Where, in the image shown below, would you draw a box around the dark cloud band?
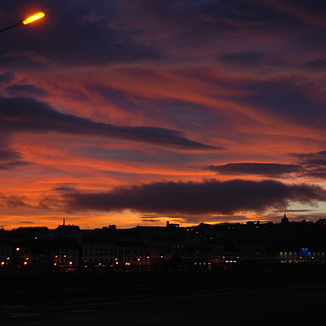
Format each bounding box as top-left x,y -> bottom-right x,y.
205,162 -> 302,177
64,179 -> 326,215
0,96 -> 220,150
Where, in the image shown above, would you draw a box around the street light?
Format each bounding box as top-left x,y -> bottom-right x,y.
0,12 -> 45,33
22,12 -> 45,25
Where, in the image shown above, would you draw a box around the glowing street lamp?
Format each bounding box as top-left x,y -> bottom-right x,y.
22,12 -> 45,25
0,12 -> 45,33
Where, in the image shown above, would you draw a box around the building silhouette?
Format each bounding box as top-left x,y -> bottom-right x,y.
1,216 -> 326,273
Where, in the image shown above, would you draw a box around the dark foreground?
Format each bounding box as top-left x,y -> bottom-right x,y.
0,270 -> 325,325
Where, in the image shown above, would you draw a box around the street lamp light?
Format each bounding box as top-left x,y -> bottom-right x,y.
22,12 -> 45,25
0,12 -> 45,33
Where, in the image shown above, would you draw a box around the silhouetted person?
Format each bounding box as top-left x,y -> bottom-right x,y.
39,254 -> 55,296
162,249 -> 181,286
171,249 -> 181,285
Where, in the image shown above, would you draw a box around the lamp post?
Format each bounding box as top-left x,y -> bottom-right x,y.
0,12 -> 45,33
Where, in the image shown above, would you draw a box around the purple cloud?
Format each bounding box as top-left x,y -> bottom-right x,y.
291,150 -> 326,179
5,84 -> 50,97
204,163 -> 302,177
0,71 -> 15,84
0,146 -> 30,170
0,97 -> 221,150
64,179 -> 326,215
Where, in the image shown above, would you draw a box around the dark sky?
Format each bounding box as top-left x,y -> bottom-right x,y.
0,0 -> 326,229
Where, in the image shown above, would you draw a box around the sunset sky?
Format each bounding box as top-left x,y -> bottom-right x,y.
1,0 -> 326,230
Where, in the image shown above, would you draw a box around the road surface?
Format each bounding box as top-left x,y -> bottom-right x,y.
0,278 -> 325,325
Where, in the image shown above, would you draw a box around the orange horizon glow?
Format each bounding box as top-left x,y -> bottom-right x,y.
22,12 -> 45,25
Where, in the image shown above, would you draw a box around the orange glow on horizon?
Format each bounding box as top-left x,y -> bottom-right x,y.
22,12 -> 45,25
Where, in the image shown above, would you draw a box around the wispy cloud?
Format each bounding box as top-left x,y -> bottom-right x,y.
5,84 -> 50,97
0,97 -> 220,150
204,163 -> 302,178
291,150 -> 326,179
